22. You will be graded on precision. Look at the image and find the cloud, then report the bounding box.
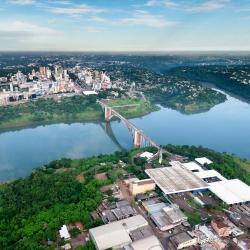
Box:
[0,21,57,40]
[146,0,179,8]
[146,0,230,12]
[119,10,176,28]
[49,4,105,17]
[8,0,36,5]
[188,0,230,12]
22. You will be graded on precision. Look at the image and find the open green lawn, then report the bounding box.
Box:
[107,98,158,118]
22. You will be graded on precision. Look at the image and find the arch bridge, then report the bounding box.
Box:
[97,99,164,163]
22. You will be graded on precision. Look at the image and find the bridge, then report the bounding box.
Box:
[97,99,164,163]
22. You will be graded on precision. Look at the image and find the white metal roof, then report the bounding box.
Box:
[145,166,209,195]
[83,90,97,95]
[195,157,213,166]
[131,235,163,250]
[208,179,250,205]
[182,161,204,172]
[89,215,148,250]
[194,170,227,181]
[140,152,154,160]
[59,225,70,239]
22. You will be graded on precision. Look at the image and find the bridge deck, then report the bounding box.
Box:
[98,100,161,150]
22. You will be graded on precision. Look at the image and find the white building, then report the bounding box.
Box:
[208,179,250,205]
[59,225,71,240]
[195,157,213,166]
[89,215,148,250]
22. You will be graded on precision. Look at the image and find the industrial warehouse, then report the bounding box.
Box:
[145,158,250,206]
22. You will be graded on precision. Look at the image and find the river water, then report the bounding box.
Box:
[0,91,250,181]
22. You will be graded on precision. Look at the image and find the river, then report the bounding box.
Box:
[0,90,250,181]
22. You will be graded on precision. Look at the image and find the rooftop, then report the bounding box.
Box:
[59,225,70,240]
[194,170,227,181]
[208,179,250,205]
[182,161,204,172]
[89,215,148,250]
[195,157,213,166]
[170,231,194,245]
[140,152,154,160]
[145,166,209,195]
[130,235,163,250]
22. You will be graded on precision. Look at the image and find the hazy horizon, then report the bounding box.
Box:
[0,0,250,51]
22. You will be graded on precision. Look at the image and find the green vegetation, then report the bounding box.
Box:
[164,144,250,185]
[184,211,201,226]
[0,151,131,250]
[0,95,102,129]
[108,98,158,118]
[146,85,226,114]
[168,65,250,102]
[0,96,156,130]
[104,64,226,114]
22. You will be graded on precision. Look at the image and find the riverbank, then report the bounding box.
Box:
[0,96,157,130]
[0,145,250,249]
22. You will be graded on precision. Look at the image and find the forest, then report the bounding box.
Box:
[0,151,130,250]
[167,65,250,102]
[0,95,102,129]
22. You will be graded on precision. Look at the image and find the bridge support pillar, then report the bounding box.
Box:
[105,106,112,122]
[134,130,142,147]
[159,149,163,164]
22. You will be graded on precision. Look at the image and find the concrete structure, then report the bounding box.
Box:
[195,157,213,166]
[211,219,231,237]
[98,100,164,162]
[150,204,187,231]
[59,225,71,240]
[129,178,156,196]
[130,235,163,250]
[89,215,148,250]
[170,231,197,249]
[145,166,209,195]
[208,179,250,205]
[140,151,154,161]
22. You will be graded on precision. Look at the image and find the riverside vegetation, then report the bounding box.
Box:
[0,146,249,249]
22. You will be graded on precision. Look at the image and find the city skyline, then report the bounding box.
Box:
[0,0,250,51]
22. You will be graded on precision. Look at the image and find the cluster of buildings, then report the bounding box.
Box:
[57,154,250,250]
[0,66,77,106]
[72,66,112,90]
[0,65,115,106]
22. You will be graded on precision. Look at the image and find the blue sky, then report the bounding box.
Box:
[0,0,250,51]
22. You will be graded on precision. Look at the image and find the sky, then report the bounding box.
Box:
[0,0,250,51]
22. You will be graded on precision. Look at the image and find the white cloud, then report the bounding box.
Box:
[146,0,178,8]
[0,21,57,39]
[8,0,36,5]
[188,0,230,12]
[49,4,105,17]
[120,10,176,28]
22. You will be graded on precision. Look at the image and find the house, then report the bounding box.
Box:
[170,231,197,249]
[211,219,231,237]
[59,225,71,241]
